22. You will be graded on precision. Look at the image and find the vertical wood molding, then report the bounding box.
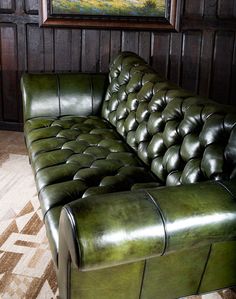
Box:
[99,30,111,73]
[55,29,72,71]
[0,24,18,122]
[110,30,121,62]
[198,30,214,98]
[152,33,171,78]
[43,28,54,72]
[181,31,202,92]
[81,29,100,72]
[211,31,235,103]
[169,33,183,85]
[139,32,151,64]
[122,31,139,53]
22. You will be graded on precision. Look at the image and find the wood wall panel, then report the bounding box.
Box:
[71,29,82,72]
[204,0,218,17]
[0,0,236,130]
[25,0,38,14]
[211,31,235,103]
[122,31,139,53]
[152,33,170,77]
[99,30,110,73]
[55,29,73,71]
[169,33,182,85]
[218,0,236,18]
[81,30,100,72]
[0,24,18,122]
[184,0,204,16]
[27,25,44,72]
[181,31,202,92]
[138,32,151,63]
[198,31,214,97]
[43,28,54,72]
[0,0,15,13]
[110,30,121,62]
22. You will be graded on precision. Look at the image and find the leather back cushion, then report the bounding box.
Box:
[21,73,107,122]
[102,52,236,186]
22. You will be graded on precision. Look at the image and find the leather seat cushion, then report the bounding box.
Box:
[25,115,160,215]
[25,115,160,265]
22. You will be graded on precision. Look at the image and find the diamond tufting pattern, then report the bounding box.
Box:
[102,52,236,187]
[25,115,158,217]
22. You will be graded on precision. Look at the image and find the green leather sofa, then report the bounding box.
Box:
[21,52,236,299]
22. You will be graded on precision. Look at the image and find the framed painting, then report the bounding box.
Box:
[39,0,181,31]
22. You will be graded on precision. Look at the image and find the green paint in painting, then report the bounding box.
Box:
[52,0,166,17]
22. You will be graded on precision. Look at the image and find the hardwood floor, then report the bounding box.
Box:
[0,130,27,155]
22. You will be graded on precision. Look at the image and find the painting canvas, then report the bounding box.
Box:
[51,0,166,17]
[39,0,181,30]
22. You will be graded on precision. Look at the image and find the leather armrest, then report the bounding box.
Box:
[21,73,108,122]
[59,179,236,271]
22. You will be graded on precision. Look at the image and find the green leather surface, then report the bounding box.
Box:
[148,181,236,253]
[102,52,236,185]
[199,241,236,293]
[70,261,144,299]
[141,246,211,299]
[25,115,157,218]
[21,73,107,122]
[61,190,165,271]
[21,74,59,122]
[44,205,62,266]
[60,180,236,271]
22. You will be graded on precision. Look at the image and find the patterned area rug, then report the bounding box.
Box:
[0,153,235,299]
[0,154,58,298]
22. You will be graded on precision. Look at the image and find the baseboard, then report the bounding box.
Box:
[0,121,23,132]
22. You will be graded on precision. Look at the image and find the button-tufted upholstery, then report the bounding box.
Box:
[22,52,236,299]
[102,52,236,186]
[25,115,157,218]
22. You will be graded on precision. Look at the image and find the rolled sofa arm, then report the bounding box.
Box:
[21,73,108,122]
[59,179,236,272]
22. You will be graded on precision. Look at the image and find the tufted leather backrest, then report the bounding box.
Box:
[102,52,236,186]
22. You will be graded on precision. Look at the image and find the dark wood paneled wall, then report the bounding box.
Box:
[0,0,236,130]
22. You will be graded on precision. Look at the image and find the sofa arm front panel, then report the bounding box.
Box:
[59,180,236,272]
[21,73,108,122]
[59,190,165,271]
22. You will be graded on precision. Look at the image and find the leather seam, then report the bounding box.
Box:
[216,180,236,200]
[63,205,82,269]
[139,259,146,299]
[145,191,167,256]
[196,244,212,294]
